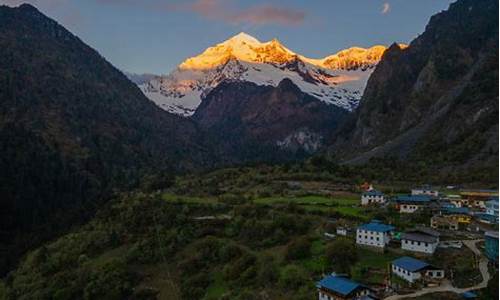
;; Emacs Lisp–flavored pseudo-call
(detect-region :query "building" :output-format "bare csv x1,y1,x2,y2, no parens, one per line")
440,207,471,223
431,207,471,230
484,231,498,264
394,195,432,213
391,256,445,284
361,190,385,206
460,189,499,208
401,227,440,254
411,186,439,197
336,227,348,236
317,274,373,300
431,215,460,230
485,198,499,223
356,220,395,249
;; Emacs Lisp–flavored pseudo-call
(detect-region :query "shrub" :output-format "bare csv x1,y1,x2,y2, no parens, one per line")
285,236,312,261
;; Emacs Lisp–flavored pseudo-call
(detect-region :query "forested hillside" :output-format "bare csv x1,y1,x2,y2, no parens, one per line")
0,4,213,274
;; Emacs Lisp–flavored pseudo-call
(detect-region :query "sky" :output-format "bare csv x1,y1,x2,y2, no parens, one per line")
1,0,456,74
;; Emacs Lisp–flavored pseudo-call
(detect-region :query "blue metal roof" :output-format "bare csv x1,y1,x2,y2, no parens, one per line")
460,291,477,298
362,190,384,196
317,275,363,296
442,207,469,214
394,195,432,203
392,256,429,272
486,198,499,204
358,221,395,233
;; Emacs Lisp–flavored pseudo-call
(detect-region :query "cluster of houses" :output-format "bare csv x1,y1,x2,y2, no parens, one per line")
355,220,441,255
316,186,499,300
318,220,447,299
360,186,499,225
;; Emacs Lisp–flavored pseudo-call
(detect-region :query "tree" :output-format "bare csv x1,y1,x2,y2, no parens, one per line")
325,239,358,275
278,265,308,289
285,236,312,261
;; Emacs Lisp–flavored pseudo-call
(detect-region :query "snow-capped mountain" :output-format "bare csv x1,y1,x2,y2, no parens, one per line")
140,32,394,116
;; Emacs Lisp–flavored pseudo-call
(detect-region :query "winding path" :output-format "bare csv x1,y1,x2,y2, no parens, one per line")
384,239,490,299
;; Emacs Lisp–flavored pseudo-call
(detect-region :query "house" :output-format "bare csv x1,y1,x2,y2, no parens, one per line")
411,186,439,197
459,189,499,208
431,215,460,230
317,274,373,300
336,227,348,236
394,195,432,213
401,227,440,254
361,190,385,206
485,198,499,223
391,256,445,284
360,182,374,192
356,220,395,249
484,231,498,264
431,207,471,230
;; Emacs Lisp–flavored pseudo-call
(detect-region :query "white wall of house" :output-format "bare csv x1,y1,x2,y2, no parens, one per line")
486,201,499,216
318,289,370,300
425,269,445,279
401,239,438,254
411,189,438,197
318,291,330,300
336,228,347,236
356,229,391,248
361,194,385,206
392,264,421,283
400,204,421,213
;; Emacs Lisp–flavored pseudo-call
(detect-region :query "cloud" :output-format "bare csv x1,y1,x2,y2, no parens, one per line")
381,2,390,14
0,0,65,8
229,5,305,26
171,0,306,26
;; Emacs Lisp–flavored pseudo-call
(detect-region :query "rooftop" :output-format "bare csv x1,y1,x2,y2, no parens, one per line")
401,232,438,243
394,195,432,203
358,220,395,233
485,231,499,239
317,275,365,296
460,291,478,299
407,227,440,237
392,256,430,272
362,190,384,196
441,206,470,215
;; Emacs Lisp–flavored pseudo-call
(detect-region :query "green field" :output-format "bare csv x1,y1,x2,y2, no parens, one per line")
162,193,218,204
351,248,399,285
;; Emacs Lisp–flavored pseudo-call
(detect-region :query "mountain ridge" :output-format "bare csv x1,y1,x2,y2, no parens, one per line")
140,32,400,116
331,0,498,175
0,3,214,274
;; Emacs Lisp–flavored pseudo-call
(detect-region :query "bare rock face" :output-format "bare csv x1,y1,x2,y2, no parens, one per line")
192,78,348,160
332,0,498,170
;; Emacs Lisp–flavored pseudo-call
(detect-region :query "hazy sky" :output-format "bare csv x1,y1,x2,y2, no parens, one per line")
1,0,455,74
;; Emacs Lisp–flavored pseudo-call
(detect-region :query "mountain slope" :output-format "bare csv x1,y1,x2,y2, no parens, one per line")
332,0,498,173
0,4,213,273
193,79,348,160
140,33,391,116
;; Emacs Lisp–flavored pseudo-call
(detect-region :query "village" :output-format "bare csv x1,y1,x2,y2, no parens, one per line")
317,185,499,300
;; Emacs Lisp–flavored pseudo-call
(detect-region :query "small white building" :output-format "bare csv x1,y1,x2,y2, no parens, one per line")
392,256,444,284
401,227,440,254
317,274,373,300
356,220,395,249
361,190,385,206
336,227,348,236
411,186,439,197
395,195,432,213
485,198,499,222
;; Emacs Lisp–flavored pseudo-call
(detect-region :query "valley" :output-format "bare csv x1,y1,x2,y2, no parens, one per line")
0,0,497,299
1,164,497,299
